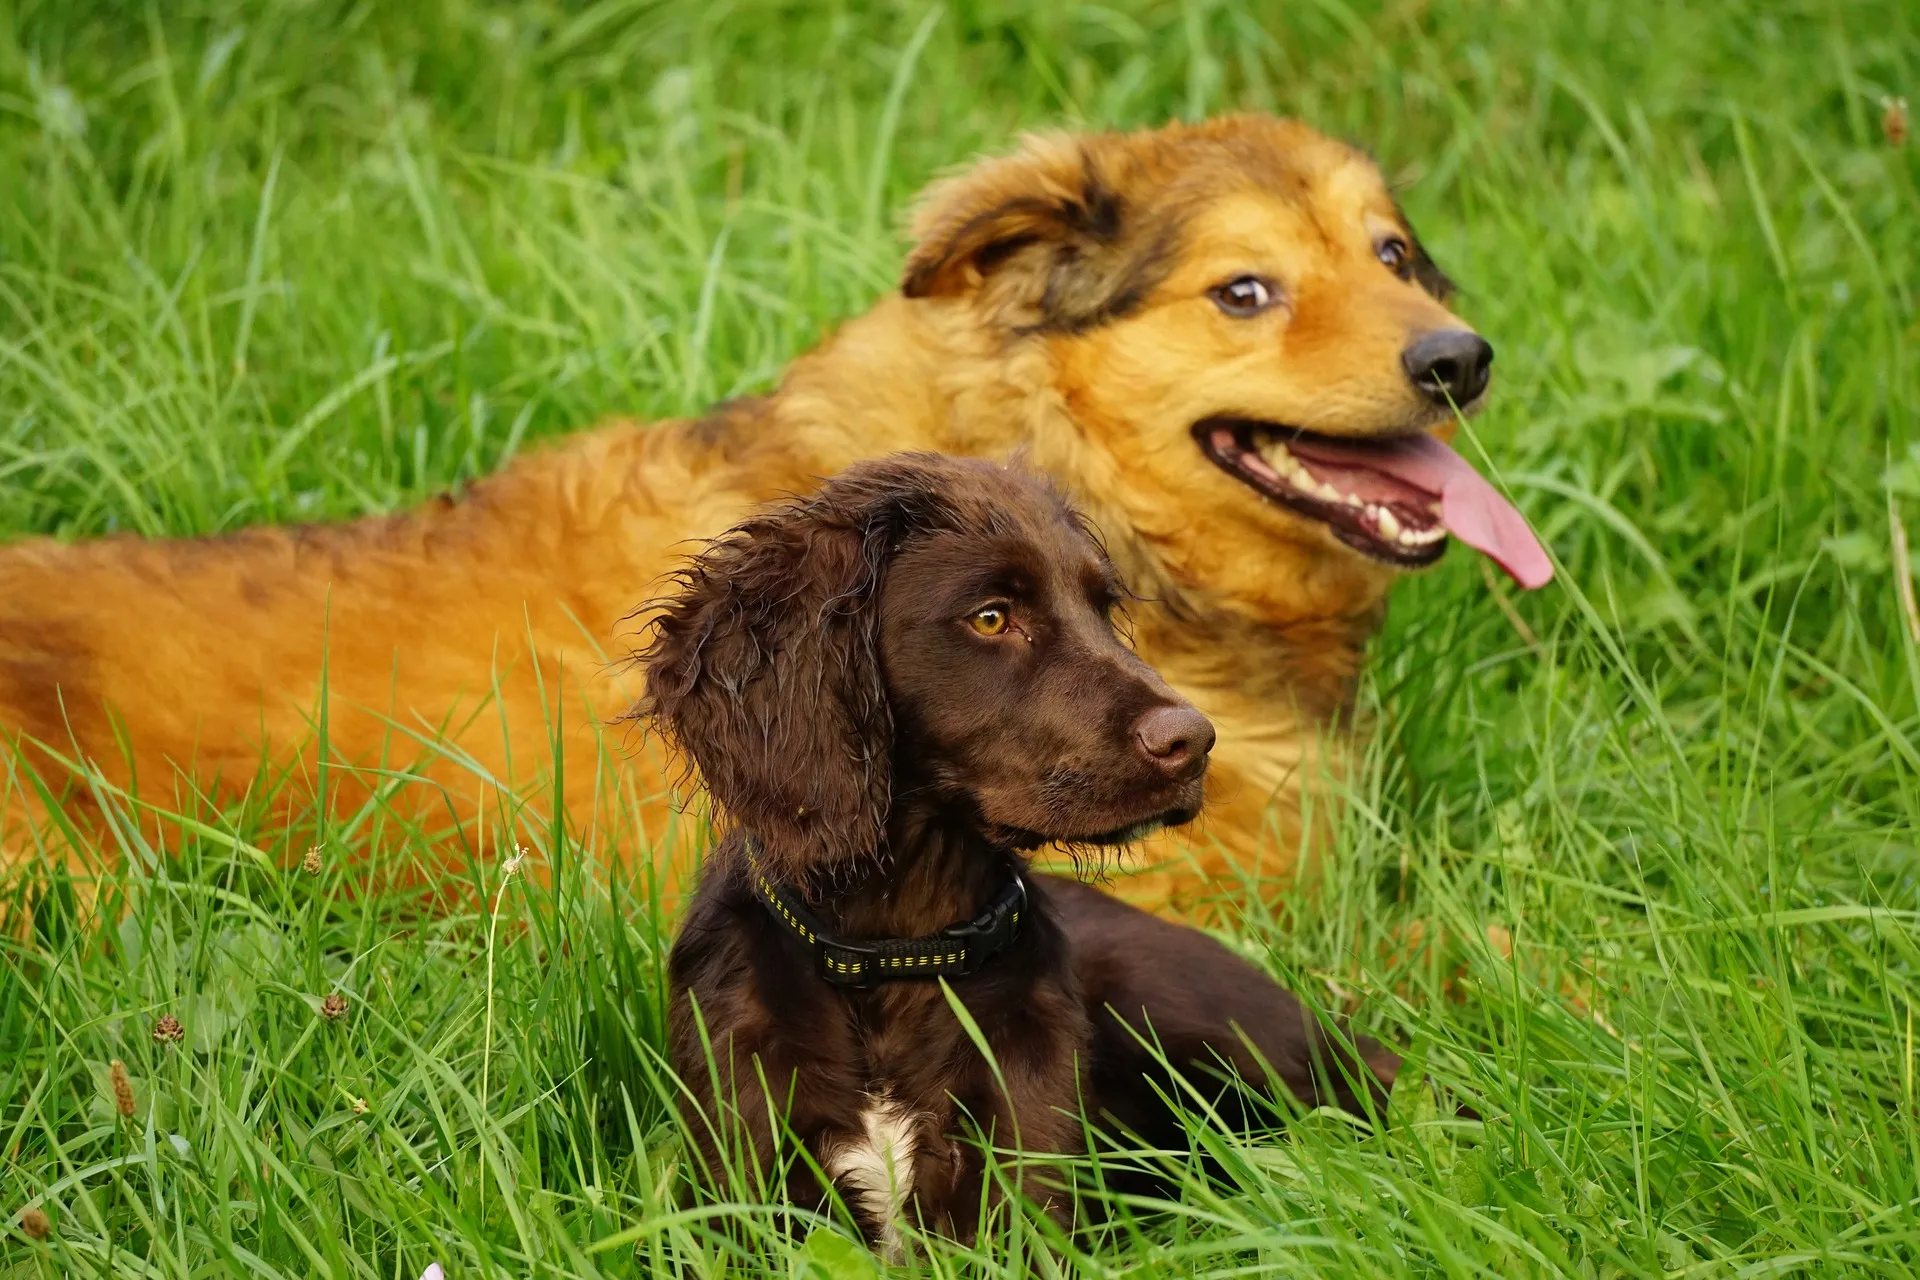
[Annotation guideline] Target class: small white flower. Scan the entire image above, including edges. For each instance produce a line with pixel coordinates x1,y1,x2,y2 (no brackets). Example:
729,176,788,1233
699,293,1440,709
420,1265,445,1280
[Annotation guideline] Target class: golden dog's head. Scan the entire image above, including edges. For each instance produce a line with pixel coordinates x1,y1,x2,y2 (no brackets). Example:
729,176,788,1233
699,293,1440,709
902,115,1547,614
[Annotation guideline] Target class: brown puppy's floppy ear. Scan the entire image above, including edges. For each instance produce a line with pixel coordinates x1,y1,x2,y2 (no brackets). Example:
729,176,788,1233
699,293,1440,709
631,457,955,880
901,133,1165,331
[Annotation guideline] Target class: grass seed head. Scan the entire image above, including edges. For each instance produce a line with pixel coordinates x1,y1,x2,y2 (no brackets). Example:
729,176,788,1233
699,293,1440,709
1886,96,1909,147
320,992,348,1021
19,1207,50,1240
109,1060,135,1117
303,845,323,875
152,1014,184,1044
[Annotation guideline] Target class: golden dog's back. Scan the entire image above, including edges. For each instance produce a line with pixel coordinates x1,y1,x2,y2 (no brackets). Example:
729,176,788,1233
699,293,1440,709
0,418,802,894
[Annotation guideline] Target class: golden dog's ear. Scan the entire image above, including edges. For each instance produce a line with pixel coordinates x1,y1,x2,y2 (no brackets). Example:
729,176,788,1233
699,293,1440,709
902,133,1165,330
902,134,1092,298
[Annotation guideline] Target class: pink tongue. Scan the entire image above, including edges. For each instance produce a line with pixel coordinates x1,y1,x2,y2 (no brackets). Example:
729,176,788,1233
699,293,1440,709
1289,434,1554,589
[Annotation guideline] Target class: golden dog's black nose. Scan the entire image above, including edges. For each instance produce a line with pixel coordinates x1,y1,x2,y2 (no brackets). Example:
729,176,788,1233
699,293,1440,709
1403,330,1494,406
1134,704,1216,781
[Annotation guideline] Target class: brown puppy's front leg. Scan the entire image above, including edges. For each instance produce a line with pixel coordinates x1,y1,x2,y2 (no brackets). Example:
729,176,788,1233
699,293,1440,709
1044,874,1398,1157
916,1085,1079,1243
667,1012,790,1201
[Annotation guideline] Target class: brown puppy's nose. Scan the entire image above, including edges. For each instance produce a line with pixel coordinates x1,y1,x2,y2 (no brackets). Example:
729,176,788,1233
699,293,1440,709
1134,704,1216,781
1402,329,1494,406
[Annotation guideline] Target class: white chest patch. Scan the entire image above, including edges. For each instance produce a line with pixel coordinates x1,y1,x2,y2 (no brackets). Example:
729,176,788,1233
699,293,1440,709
823,1096,923,1257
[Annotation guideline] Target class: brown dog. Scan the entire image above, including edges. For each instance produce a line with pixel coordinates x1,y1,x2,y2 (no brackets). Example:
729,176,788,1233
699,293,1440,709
649,455,1395,1250
0,114,1551,921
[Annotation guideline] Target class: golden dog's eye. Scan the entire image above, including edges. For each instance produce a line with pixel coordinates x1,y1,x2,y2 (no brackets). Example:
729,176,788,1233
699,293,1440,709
1208,275,1278,318
1377,238,1412,279
969,605,1010,636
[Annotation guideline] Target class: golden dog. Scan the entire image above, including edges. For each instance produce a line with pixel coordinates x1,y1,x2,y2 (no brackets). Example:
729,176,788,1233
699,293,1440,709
0,115,1549,921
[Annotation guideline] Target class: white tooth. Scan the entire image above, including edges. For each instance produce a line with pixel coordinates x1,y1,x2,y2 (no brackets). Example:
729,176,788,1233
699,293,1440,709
1318,481,1344,502
1376,508,1401,540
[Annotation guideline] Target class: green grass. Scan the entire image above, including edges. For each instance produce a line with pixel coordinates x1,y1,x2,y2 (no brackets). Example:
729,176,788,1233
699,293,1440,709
4,0,1920,1274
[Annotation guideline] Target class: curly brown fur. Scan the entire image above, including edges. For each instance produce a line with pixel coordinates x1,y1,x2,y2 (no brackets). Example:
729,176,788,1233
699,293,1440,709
628,475,933,881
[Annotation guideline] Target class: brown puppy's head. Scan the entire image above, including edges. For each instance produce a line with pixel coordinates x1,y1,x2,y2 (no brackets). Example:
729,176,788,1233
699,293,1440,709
634,453,1212,880
903,115,1545,605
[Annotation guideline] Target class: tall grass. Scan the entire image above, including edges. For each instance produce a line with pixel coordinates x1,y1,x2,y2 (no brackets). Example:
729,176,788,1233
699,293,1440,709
3,0,1919,1274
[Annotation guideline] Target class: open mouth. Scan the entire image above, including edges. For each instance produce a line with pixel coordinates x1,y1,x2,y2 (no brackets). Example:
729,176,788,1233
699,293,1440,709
1194,419,1554,588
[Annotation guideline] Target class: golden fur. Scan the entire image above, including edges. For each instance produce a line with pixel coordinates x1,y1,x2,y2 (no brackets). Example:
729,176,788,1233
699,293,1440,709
0,114,1489,922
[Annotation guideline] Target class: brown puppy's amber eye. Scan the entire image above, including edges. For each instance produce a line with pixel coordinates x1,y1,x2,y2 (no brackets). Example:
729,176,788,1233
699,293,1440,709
969,605,1010,636
1377,238,1412,279
1208,275,1278,318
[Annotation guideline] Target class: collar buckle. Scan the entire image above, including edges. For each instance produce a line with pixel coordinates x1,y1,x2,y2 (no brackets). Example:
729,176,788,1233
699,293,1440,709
937,867,1029,977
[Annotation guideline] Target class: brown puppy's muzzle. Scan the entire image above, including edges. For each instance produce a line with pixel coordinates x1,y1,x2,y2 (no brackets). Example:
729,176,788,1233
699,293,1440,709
1132,703,1215,784
1402,329,1494,408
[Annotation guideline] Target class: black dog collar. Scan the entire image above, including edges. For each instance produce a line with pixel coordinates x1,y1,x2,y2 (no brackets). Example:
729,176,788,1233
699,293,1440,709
743,839,1028,990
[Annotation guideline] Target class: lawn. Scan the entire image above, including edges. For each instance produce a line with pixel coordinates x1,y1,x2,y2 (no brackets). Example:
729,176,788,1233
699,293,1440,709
3,0,1919,1275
